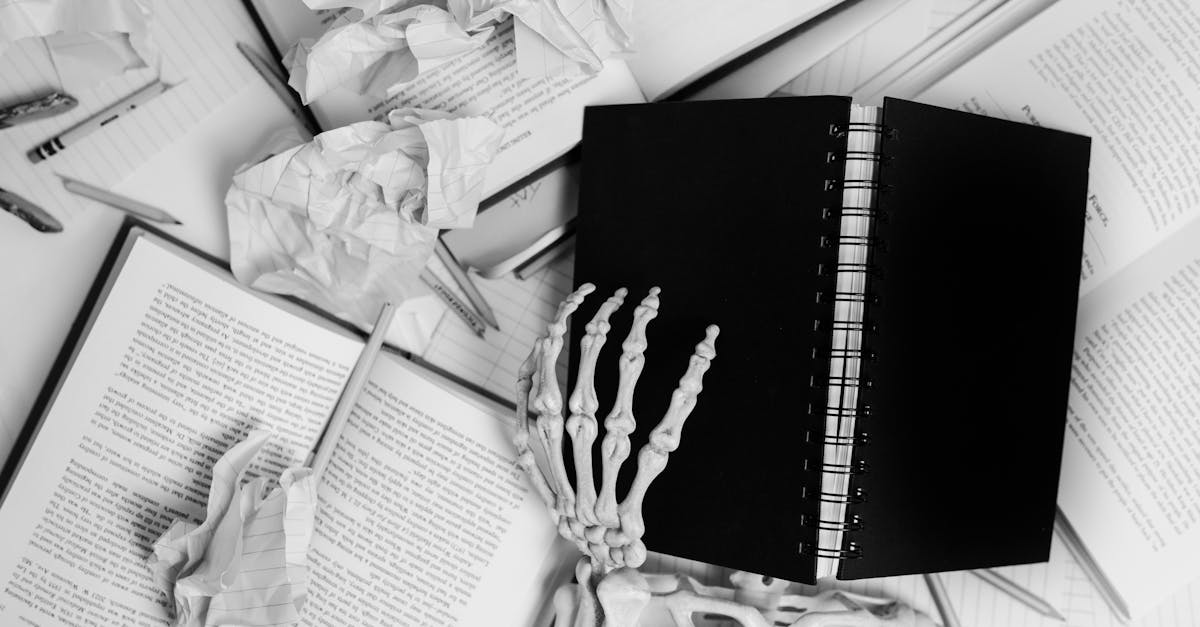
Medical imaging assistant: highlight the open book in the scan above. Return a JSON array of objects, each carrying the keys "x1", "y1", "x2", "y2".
[
  {"x1": 0, "y1": 222, "x2": 571, "y2": 625},
  {"x1": 917, "y1": 0, "x2": 1200, "y2": 619},
  {"x1": 245, "y1": 0, "x2": 844, "y2": 199}
]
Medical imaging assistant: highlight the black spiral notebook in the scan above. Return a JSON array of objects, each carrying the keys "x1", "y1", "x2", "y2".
[{"x1": 569, "y1": 96, "x2": 1091, "y2": 583}]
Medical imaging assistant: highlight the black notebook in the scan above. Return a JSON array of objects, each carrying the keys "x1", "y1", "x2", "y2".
[{"x1": 569, "y1": 96, "x2": 1091, "y2": 583}]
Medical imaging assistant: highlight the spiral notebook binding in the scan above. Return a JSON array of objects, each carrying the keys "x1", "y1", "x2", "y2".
[{"x1": 805, "y1": 104, "x2": 887, "y2": 576}]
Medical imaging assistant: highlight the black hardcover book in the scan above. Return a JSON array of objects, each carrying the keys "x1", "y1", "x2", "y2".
[{"x1": 570, "y1": 96, "x2": 1090, "y2": 583}]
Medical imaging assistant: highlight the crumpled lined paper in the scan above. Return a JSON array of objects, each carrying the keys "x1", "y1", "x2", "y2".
[
  {"x1": 287, "y1": 0, "x2": 633, "y2": 104},
  {"x1": 458, "y1": 0, "x2": 634, "y2": 77},
  {"x1": 0, "y1": 0, "x2": 153, "y2": 91},
  {"x1": 148, "y1": 431, "x2": 317, "y2": 627},
  {"x1": 286, "y1": 2, "x2": 491, "y2": 105},
  {"x1": 225, "y1": 107, "x2": 502, "y2": 328}
]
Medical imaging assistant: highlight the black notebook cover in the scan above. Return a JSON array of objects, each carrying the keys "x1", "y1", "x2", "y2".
[{"x1": 571, "y1": 96, "x2": 1090, "y2": 582}]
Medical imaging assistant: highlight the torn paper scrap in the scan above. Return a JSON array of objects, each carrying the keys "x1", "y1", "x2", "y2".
[
  {"x1": 0, "y1": 0, "x2": 153, "y2": 91},
  {"x1": 285, "y1": 3, "x2": 491, "y2": 104},
  {"x1": 148, "y1": 430, "x2": 317, "y2": 627},
  {"x1": 226, "y1": 108, "x2": 503, "y2": 329}
]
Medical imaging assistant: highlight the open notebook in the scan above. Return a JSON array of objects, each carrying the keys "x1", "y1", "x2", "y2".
[
  {"x1": 0, "y1": 222, "x2": 571, "y2": 625},
  {"x1": 570, "y1": 96, "x2": 1091, "y2": 584}
]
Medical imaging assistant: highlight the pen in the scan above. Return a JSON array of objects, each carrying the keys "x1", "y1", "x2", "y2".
[
  {"x1": 236, "y1": 41, "x2": 320, "y2": 136},
  {"x1": 923, "y1": 573, "x2": 961, "y2": 627},
  {"x1": 435, "y1": 236, "x2": 500, "y2": 330},
  {"x1": 0, "y1": 187, "x2": 63, "y2": 233},
  {"x1": 0, "y1": 92, "x2": 77, "y2": 129},
  {"x1": 420, "y1": 268, "x2": 486, "y2": 338},
  {"x1": 27, "y1": 79, "x2": 172, "y2": 163},
  {"x1": 58, "y1": 175, "x2": 182, "y2": 224},
  {"x1": 970, "y1": 569, "x2": 1064, "y2": 621}
]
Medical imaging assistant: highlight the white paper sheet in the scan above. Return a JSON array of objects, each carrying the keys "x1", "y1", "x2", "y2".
[{"x1": 0, "y1": 0, "x2": 153, "y2": 90}]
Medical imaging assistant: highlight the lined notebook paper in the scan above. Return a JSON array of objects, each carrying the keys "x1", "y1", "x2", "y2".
[{"x1": 0, "y1": 1, "x2": 259, "y2": 223}]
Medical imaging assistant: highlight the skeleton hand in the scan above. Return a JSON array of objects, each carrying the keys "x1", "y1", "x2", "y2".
[{"x1": 514, "y1": 283, "x2": 719, "y2": 573}]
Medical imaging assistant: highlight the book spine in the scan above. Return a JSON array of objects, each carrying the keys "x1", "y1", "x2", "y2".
[{"x1": 803, "y1": 104, "x2": 885, "y2": 578}]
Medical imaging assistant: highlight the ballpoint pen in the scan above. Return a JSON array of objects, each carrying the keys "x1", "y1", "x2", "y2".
[{"x1": 27, "y1": 79, "x2": 172, "y2": 163}]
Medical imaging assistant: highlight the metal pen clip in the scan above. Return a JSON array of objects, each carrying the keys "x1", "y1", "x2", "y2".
[{"x1": 0, "y1": 188, "x2": 63, "y2": 233}]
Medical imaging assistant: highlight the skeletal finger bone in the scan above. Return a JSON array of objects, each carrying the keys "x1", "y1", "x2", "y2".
[
  {"x1": 532, "y1": 283, "x2": 596, "y2": 519},
  {"x1": 567, "y1": 288, "x2": 627, "y2": 528},
  {"x1": 595, "y1": 288, "x2": 661, "y2": 529},
  {"x1": 610, "y1": 325, "x2": 720, "y2": 565}
]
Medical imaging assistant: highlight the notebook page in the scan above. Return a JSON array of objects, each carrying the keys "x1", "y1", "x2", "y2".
[
  {"x1": 916, "y1": 0, "x2": 1200, "y2": 296},
  {"x1": 625, "y1": 0, "x2": 843, "y2": 100},
  {"x1": 0, "y1": 1, "x2": 258, "y2": 223}
]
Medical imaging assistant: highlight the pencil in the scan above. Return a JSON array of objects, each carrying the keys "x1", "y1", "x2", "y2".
[
  {"x1": 421, "y1": 267, "x2": 487, "y2": 338},
  {"x1": 309, "y1": 302, "x2": 395, "y2": 478},
  {"x1": 970, "y1": 569, "x2": 1064, "y2": 621},
  {"x1": 59, "y1": 175, "x2": 182, "y2": 224},
  {"x1": 435, "y1": 237, "x2": 499, "y2": 330},
  {"x1": 923, "y1": 573, "x2": 961, "y2": 627}
]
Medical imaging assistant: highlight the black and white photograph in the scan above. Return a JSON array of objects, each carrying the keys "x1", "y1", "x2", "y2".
[{"x1": 0, "y1": 0, "x2": 1197, "y2": 625}]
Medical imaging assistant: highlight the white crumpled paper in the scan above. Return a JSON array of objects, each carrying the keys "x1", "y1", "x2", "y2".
[
  {"x1": 287, "y1": 0, "x2": 633, "y2": 104},
  {"x1": 0, "y1": 0, "x2": 153, "y2": 91},
  {"x1": 225, "y1": 107, "x2": 503, "y2": 328},
  {"x1": 286, "y1": 2, "x2": 491, "y2": 104},
  {"x1": 148, "y1": 431, "x2": 317, "y2": 627}
]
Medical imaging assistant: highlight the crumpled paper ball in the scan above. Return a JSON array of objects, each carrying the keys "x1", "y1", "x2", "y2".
[
  {"x1": 287, "y1": 0, "x2": 633, "y2": 103},
  {"x1": 225, "y1": 107, "x2": 503, "y2": 328},
  {"x1": 286, "y1": 2, "x2": 492, "y2": 104},
  {"x1": 147, "y1": 431, "x2": 317, "y2": 627}
]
